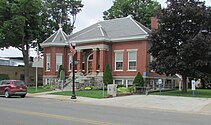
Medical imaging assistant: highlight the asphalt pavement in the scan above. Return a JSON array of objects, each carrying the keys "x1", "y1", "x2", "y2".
[{"x1": 27, "y1": 91, "x2": 211, "y2": 115}]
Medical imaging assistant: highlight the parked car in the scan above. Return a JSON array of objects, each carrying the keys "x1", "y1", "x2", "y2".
[{"x1": 0, "y1": 80, "x2": 27, "y2": 98}]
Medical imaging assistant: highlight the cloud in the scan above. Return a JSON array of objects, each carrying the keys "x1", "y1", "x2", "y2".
[{"x1": 74, "y1": 0, "x2": 113, "y2": 32}]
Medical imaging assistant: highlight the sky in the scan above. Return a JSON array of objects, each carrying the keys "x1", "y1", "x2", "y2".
[{"x1": 0, "y1": 0, "x2": 210, "y2": 57}]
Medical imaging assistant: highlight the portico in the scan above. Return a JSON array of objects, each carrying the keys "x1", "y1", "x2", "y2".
[{"x1": 74, "y1": 44, "x2": 109, "y2": 76}]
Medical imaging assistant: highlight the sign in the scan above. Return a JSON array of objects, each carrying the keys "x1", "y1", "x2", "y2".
[
  {"x1": 191, "y1": 80, "x2": 196, "y2": 91},
  {"x1": 158, "y1": 79, "x2": 163, "y2": 95},
  {"x1": 158, "y1": 79, "x2": 162, "y2": 85},
  {"x1": 74, "y1": 60, "x2": 80, "y2": 64},
  {"x1": 70, "y1": 60, "x2": 79, "y2": 65}
]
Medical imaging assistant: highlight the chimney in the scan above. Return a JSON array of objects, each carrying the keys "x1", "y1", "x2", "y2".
[{"x1": 151, "y1": 17, "x2": 158, "y2": 30}]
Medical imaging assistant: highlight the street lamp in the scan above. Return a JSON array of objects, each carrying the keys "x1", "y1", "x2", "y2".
[{"x1": 71, "y1": 42, "x2": 76, "y2": 99}]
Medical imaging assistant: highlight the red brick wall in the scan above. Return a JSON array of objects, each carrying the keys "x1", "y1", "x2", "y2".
[
  {"x1": 43, "y1": 46, "x2": 69, "y2": 77},
  {"x1": 43, "y1": 40, "x2": 157, "y2": 78},
  {"x1": 111, "y1": 40, "x2": 148, "y2": 77}
]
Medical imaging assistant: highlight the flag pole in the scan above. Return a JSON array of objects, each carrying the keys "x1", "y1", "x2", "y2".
[{"x1": 36, "y1": 40, "x2": 39, "y2": 92}]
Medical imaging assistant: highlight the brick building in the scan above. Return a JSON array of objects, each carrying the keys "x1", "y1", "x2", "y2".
[{"x1": 41, "y1": 16, "x2": 179, "y2": 88}]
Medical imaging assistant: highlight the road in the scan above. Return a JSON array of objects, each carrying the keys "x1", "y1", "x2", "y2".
[{"x1": 0, "y1": 96, "x2": 210, "y2": 125}]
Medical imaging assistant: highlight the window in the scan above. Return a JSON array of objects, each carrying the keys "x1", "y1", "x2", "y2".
[
  {"x1": 56, "y1": 53, "x2": 62, "y2": 71},
  {"x1": 115, "y1": 52, "x2": 123, "y2": 71},
  {"x1": 69, "y1": 54, "x2": 73, "y2": 71},
  {"x1": 127, "y1": 80, "x2": 134, "y2": 86},
  {"x1": 128, "y1": 51, "x2": 137, "y2": 71},
  {"x1": 115, "y1": 80, "x2": 123, "y2": 85},
  {"x1": 46, "y1": 54, "x2": 51, "y2": 71}
]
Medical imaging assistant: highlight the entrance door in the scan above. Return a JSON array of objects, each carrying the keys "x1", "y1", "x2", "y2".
[{"x1": 87, "y1": 53, "x2": 93, "y2": 73}]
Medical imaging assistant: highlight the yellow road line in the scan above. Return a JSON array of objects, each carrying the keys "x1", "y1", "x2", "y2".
[{"x1": 0, "y1": 107, "x2": 119, "y2": 125}]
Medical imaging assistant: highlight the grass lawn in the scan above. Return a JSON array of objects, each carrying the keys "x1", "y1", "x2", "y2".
[
  {"x1": 150, "y1": 89, "x2": 211, "y2": 98},
  {"x1": 51, "y1": 90, "x2": 108, "y2": 99},
  {"x1": 27, "y1": 87, "x2": 55, "y2": 93}
]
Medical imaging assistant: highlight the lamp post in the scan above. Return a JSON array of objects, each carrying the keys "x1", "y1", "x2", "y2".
[{"x1": 71, "y1": 43, "x2": 76, "y2": 99}]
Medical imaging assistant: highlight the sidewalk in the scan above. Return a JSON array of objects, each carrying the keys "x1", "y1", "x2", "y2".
[{"x1": 27, "y1": 91, "x2": 211, "y2": 115}]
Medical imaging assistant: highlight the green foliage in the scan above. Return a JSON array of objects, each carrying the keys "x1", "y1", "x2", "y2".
[
  {"x1": 41, "y1": 0, "x2": 83, "y2": 34},
  {"x1": 128, "y1": 86, "x2": 135, "y2": 93},
  {"x1": 84, "y1": 86, "x2": 92, "y2": 90},
  {"x1": 117, "y1": 84, "x2": 125, "y2": 88},
  {"x1": 117, "y1": 87, "x2": 129, "y2": 93},
  {"x1": 57, "y1": 65, "x2": 64, "y2": 78},
  {"x1": 42, "y1": 84, "x2": 56, "y2": 90},
  {"x1": 0, "y1": 0, "x2": 42, "y2": 83},
  {"x1": 60, "y1": 70, "x2": 65, "y2": 81},
  {"x1": 133, "y1": 72, "x2": 144, "y2": 86},
  {"x1": 103, "y1": 64, "x2": 113, "y2": 85},
  {"x1": 0, "y1": 74, "x2": 9, "y2": 80},
  {"x1": 148, "y1": 0, "x2": 211, "y2": 92},
  {"x1": 103, "y1": 0, "x2": 161, "y2": 28}
]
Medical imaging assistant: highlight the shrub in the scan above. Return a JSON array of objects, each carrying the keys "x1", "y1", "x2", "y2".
[
  {"x1": 0, "y1": 74, "x2": 9, "y2": 80},
  {"x1": 42, "y1": 85, "x2": 56, "y2": 90},
  {"x1": 57, "y1": 65, "x2": 64, "y2": 78},
  {"x1": 117, "y1": 84, "x2": 126, "y2": 88},
  {"x1": 103, "y1": 64, "x2": 113, "y2": 86},
  {"x1": 128, "y1": 86, "x2": 135, "y2": 93},
  {"x1": 84, "y1": 86, "x2": 92, "y2": 90},
  {"x1": 117, "y1": 87, "x2": 129, "y2": 93},
  {"x1": 133, "y1": 72, "x2": 144, "y2": 86}
]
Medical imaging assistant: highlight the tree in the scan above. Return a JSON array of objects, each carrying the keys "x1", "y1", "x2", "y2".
[
  {"x1": 57, "y1": 65, "x2": 64, "y2": 78},
  {"x1": 148, "y1": 0, "x2": 211, "y2": 92},
  {"x1": 133, "y1": 72, "x2": 144, "y2": 87},
  {"x1": 36, "y1": 0, "x2": 83, "y2": 55},
  {"x1": 41, "y1": 0, "x2": 83, "y2": 35},
  {"x1": 103, "y1": 64, "x2": 113, "y2": 86},
  {"x1": 103, "y1": 0, "x2": 161, "y2": 28},
  {"x1": 0, "y1": 0, "x2": 83, "y2": 84},
  {"x1": 0, "y1": 0, "x2": 42, "y2": 84}
]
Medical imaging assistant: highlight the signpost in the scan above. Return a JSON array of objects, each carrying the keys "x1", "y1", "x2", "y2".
[
  {"x1": 158, "y1": 79, "x2": 162, "y2": 95},
  {"x1": 191, "y1": 80, "x2": 196, "y2": 96}
]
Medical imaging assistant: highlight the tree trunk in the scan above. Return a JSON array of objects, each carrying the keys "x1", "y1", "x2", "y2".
[
  {"x1": 22, "y1": 44, "x2": 30, "y2": 84},
  {"x1": 182, "y1": 75, "x2": 187, "y2": 93}
]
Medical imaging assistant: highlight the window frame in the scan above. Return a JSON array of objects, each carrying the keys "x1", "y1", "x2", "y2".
[
  {"x1": 114, "y1": 50, "x2": 124, "y2": 71},
  {"x1": 127, "y1": 50, "x2": 137, "y2": 71},
  {"x1": 46, "y1": 53, "x2": 51, "y2": 72},
  {"x1": 56, "y1": 53, "x2": 63, "y2": 71}
]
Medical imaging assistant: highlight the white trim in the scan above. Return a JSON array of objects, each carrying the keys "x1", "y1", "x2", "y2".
[
  {"x1": 129, "y1": 17, "x2": 148, "y2": 34},
  {"x1": 71, "y1": 38, "x2": 110, "y2": 44},
  {"x1": 111, "y1": 35, "x2": 148, "y2": 42},
  {"x1": 46, "y1": 53, "x2": 51, "y2": 72},
  {"x1": 115, "y1": 52, "x2": 123, "y2": 71},
  {"x1": 114, "y1": 70, "x2": 123, "y2": 72},
  {"x1": 43, "y1": 31, "x2": 57, "y2": 43},
  {"x1": 98, "y1": 24, "x2": 105, "y2": 37},
  {"x1": 60, "y1": 31, "x2": 67, "y2": 41},
  {"x1": 52, "y1": 30, "x2": 60, "y2": 43},
  {"x1": 128, "y1": 51, "x2": 137, "y2": 71},
  {"x1": 75, "y1": 44, "x2": 109, "y2": 51},
  {"x1": 56, "y1": 53, "x2": 63, "y2": 56},
  {"x1": 40, "y1": 42, "x2": 69, "y2": 48},
  {"x1": 114, "y1": 50, "x2": 124, "y2": 53},
  {"x1": 68, "y1": 35, "x2": 148, "y2": 45},
  {"x1": 56, "y1": 53, "x2": 63, "y2": 71},
  {"x1": 127, "y1": 49, "x2": 138, "y2": 52},
  {"x1": 87, "y1": 53, "x2": 93, "y2": 73},
  {"x1": 127, "y1": 68, "x2": 137, "y2": 71},
  {"x1": 114, "y1": 79, "x2": 123, "y2": 85}
]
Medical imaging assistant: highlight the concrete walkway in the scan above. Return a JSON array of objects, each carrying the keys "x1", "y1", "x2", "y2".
[{"x1": 27, "y1": 91, "x2": 211, "y2": 115}]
